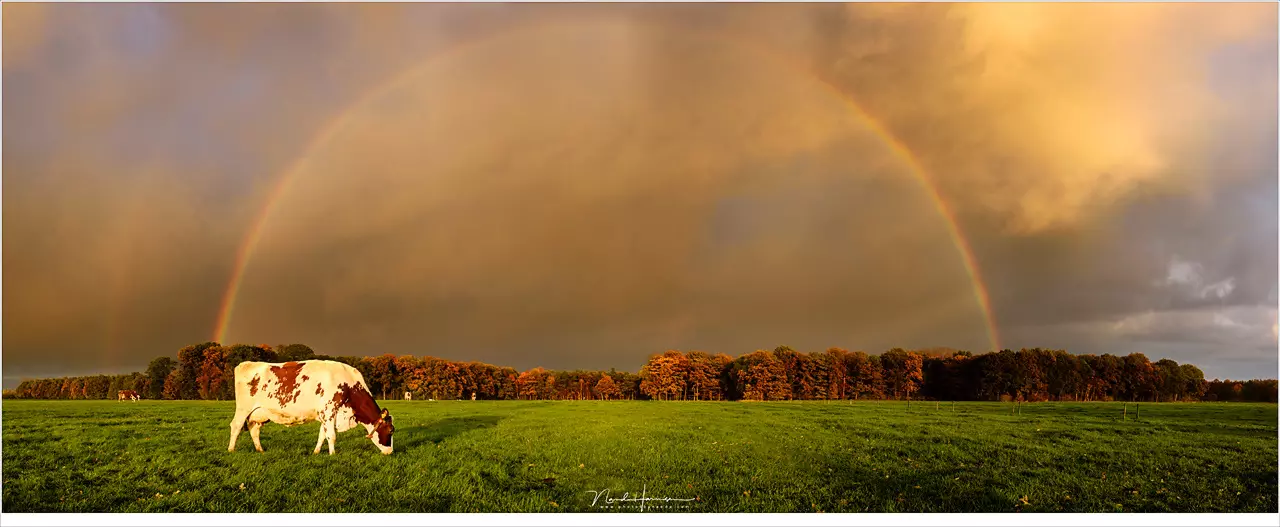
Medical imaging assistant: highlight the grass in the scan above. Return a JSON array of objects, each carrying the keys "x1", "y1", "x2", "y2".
[{"x1": 1, "y1": 400, "x2": 1275, "y2": 513}]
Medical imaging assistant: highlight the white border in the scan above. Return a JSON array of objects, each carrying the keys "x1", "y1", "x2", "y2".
[
  {"x1": 2, "y1": 1, "x2": 1277, "y2": 526},
  {"x1": 0, "y1": 513, "x2": 1277, "y2": 527}
]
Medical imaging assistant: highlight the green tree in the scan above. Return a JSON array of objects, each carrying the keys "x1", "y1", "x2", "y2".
[
  {"x1": 144, "y1": 357, "x2": 177, "y2": 400},
  {"x1": 275, "y1": 343, "x2": 316, "y2": 362},
  {"x1": 1179, "y1": 364, "x2": 1207, "y2": 400}
]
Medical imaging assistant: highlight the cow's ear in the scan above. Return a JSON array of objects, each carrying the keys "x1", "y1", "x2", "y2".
[{"x1": 380, "y1": 408, "x2": 390, "y2": 419}]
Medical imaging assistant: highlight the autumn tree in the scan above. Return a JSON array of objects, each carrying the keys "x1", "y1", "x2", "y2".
[
  {"x1": 594, "y1": 375, "x2": 621, "y2": 400},
  {"x1": 640, "y1": 351, "x2": 690, "y2": 400},
  {"x1": 1122, "y1": 353, "x2": 1155, "y2": 401},
  {"x1": 162, "y1": 369, "x2": 183, "y2": 400},
  {"x1": 686, "y1": 351, "x2": 728, "y2": 401},
  {"x1": 415, "y1": 356, "x2": 462, "y2": 400},
  {"x1": 456, "y1": 361, "x2": 487, "y2": 400},
  {"x1": 1045, "y1": 349, "x2": 1082, "y2": 401},
  {"x1": 1012, "y1": 348, "x2": 1049, "y2": 401},
  {"x1": 394, "y1": 355, "x2": 423, "y2": 398},
  {"x1": 177, "y1": 342, "x2": 219, "y2": 400},
  {"x1": 772, "y1": 346, "x2": 807, "y2": 401},
  {"x1": 13, "y1": 338, "x2": 1276, "y2": 403},
  {"x1": 803, "y1": 350, "x2": 834, "y2": 400},
  {"x1": 196, "y1": 346, "x2": 229, "y2": 400},
  {"x1": 361, "y1": 354, "x2": 399, "y2": 400},
  {"x1": 517, "y1": 367, "x2": 551, "y2": 400},
  {"x1": 822, "y1": 348, "x2": 849, "y2": 399},
  {"x1": 730, "y1": 350, "x2": 790, "y2": 401},
  {"x1": 496, "y1": 367, "x2": 519, "y2": 400},
  {"x1": 880, "y1": 348, "x2": 924, "y2": 400},
  {"x1": 844, "y1": 351, "x2": 882, "y2": 399},
  {"x1": 1081, "y1": 354, "x2": 1120, "y2": 401}
]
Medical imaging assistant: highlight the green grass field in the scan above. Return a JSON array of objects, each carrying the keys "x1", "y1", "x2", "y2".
[{"x1": 2, "y1": 400, "x2": 1275, "y2": 513}]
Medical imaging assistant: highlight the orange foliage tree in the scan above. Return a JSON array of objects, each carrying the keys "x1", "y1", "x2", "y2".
[
  {"x1": 639, "y1": 351, "x2": 689, "y2": 400},
  {"x1": 880, "y1": 348, "x2": 923, "y2": 400},
  {"x1": 594, "y1": 375, "x2": 621, "y2": 400}
]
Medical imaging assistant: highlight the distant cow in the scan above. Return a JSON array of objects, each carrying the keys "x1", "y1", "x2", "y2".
[
  {"x1": 228, "y1": 360, "x2": 395, "y2": 455},
  {"x1": 404, "y1": 391, "x2": 412, "y2": 400},
  {"x1": 118, "y1": 390, "x2": 139, "y2": 401}
]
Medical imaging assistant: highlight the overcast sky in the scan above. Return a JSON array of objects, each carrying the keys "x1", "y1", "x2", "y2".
[{"x1": 4, "y1": 3, "x2": 1276, "y2": 387}]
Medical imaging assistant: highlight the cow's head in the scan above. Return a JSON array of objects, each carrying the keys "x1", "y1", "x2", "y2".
[{"x1": 365, "y1": 408, "x2": 394, "y2": 455}]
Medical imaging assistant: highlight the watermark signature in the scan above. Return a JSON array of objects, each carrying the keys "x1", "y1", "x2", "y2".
[{"x1": 586, "y1": 484, "x2": 697, "y2": 511}]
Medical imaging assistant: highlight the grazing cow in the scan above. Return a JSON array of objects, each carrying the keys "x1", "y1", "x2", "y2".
[
  {"x1": 404, "y1": 391, "x2": 412, "y2": 401},
  {"x1": 118, "y1": 390, "x2": 139, "y2": 401},
  {"x1": 471, "y1": 393, "x2": 476, "y2": 401},
  {"x1": 227, "y1": 360, "x2": 394, "y2": 455}
]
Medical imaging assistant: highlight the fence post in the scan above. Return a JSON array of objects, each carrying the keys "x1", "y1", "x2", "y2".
[{"x1": 1123, "y1": 403, "x2": 1127, "y2": 421}]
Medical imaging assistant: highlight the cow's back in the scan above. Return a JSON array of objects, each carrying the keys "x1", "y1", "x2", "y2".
[{"x1": 233, "y1": 360, "x2": 366, "y2": 424}]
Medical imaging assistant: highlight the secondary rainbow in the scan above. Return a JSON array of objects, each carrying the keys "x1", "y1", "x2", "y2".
[{"x1": 213, "y1": 20, "x2": 1002, "y2": 353}]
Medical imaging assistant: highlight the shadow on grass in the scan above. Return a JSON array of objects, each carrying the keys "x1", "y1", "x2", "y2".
[{"x1": 397, "y1": 416, "x2": 504, "y2": 450}]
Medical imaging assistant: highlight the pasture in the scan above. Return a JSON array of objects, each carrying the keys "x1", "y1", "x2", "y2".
[{"x1": 2, "y1": 400, "x2": 1275, "y2": 513}]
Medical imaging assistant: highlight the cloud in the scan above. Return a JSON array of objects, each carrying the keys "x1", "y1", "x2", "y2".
[
  {"x1": 1157, "y1": 256, "x2": 1238, "y2": 301},
  {"x1": 1165, "y1": 256, "x2": 1206, "y2": 287},
  {"x1": 1107, "y1": 305, "x2": 1278, "y2": 351},
  {"x1": 1199, "y1": 278, "x2": 1237, "y2": 300},
  {"x1": 2, "y1": 3, "x2": 1276, "y2": 383},
  {"x1": 786, "y1": 3, "x2": 1278, "y2": 233}
]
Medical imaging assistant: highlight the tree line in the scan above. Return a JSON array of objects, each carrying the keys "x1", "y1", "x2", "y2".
[{"x1": 7, "y1": 342, "x2": 1278, "y2": 403}]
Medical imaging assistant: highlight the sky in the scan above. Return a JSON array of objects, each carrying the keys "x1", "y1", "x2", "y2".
[{"x1": 3, "y1": 3, "x2": 1277, "y2": 387}]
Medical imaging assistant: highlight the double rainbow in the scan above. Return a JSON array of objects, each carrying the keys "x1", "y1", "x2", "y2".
[{"x1": 213, "y1": 21, "x2": 1000, "y2": 353}]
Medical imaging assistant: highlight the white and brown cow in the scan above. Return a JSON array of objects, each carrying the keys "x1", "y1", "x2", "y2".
[
  {"x1": 117, "y1": 390, "x2": 139, "y2": 401},
  {"x1": 228, "y1": 360, "x2": 395, "y2": 455}
]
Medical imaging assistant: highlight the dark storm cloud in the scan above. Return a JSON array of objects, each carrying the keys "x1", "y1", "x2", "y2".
[{"x1": 3, "y1": 3, "x2": 1275, "y2": 386}]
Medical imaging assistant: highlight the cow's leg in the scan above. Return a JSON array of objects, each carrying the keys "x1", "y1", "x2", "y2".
[
  {"x1": 227, "y1": 409, "x2": 250, "y2": 452},
  {"x1": 249, "y1": 421, "x2": 265, "y2": 452},
  {"x1": 325, "y1": 419, "x2": 337, "y2": 455},
  {"x1": 312, "y1": 423, "x2": 327, "y2": 455}
]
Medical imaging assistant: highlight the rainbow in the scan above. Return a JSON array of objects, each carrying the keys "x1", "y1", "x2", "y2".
[{"x1": 213, "y1": 20, "x2": 1001, "y2": 353}]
